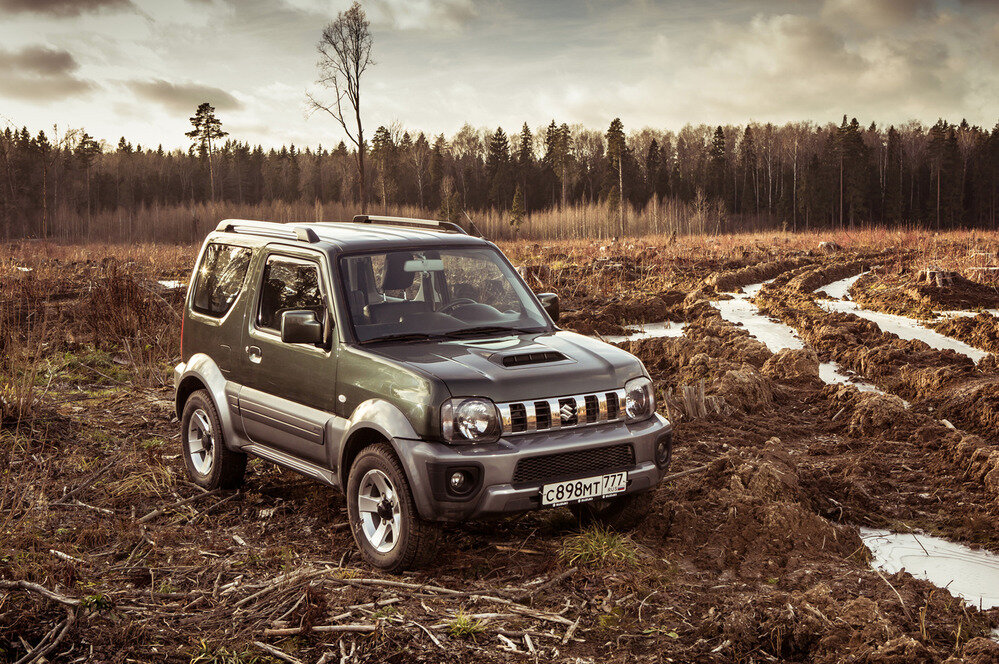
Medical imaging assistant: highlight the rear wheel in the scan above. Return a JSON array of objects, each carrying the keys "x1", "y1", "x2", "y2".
[
  {"x1": 346, "y1": 443, "x2": 440, "y2": 572},
  {"x1": 569, "y1": 490, "x2": 655, "y2": 530},
  {"x1": 181, "y1": 390, "x2": 246, "y2": 490}
]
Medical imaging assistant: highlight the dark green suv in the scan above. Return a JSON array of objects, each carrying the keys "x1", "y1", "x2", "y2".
[{"x1": 174, "y1": 216, "x2": 672, "y2": 571}]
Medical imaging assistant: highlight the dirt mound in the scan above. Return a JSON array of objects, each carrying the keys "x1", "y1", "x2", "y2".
[
  {"x1": 852, "y1": 267, "x2": 999, "y2": 318},
  {"x1": 791, "y1": 260, "x2": 866, "y2": 294},
  {"x1": 714, "y1": 364, "x2": 775, "y2": 411},
  {"x1": 958, "y1": 637, "x2": 999, "y2": 664},
  {"x1": 932, "y1": 376, "x2": 999, "y2": 433},
  {"x1": 705, "y1": 257, "x2": 811, "y2": 292},
  {"x1": 763, "y1": 347, "x2": 821, "y2": 383},
  {"x1": 848, "y1": 393, "x2": 916, "y2": 437},
  {"x1": 930, "y1": 313, "x2": 999, "y2": 355}
]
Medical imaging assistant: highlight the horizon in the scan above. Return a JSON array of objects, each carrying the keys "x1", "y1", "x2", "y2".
[{"x1": 1, "y1": 0, "x2": 998, "y2": 150}]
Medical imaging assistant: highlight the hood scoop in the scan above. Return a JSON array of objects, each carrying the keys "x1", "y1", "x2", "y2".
[{"x1": 500, "y1": 350, "x2": 568, "y2": 367}]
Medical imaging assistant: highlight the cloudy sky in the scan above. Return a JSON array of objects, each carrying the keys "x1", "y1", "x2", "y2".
[{"x1": 0, "y1": 0, "x2": 996, "y2": 149}]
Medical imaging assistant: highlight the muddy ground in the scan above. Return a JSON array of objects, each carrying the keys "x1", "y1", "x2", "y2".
[{"x1": 3, "y1": 234, "x2": 999, "y2": 663}]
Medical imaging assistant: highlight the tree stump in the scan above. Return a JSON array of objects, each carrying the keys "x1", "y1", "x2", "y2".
[{"x1": 917, "y1": 267, "x2": 955, "y2": 287}]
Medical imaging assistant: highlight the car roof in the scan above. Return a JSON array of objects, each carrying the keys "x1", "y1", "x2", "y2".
[{"x1": 210, "y1": 218, "x2": 491, "y2": 254}]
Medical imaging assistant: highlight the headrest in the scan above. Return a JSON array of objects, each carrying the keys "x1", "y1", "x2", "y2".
[{"x1": 382, "y1": 252, "x2": 415, "y2": 292}]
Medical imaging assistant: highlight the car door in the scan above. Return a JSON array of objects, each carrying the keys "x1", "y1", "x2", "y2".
[{"x1": 238, "y1": 248, "x2": 338, "y2": 466}]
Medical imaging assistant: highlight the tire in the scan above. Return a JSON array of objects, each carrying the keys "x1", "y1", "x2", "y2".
[
  {"x1": 569, "y1": 490, "x2": 655, "y2": 530},
  {"x1": 346, "y1": 443, "x2": 440, "y2": 572},
  {"x1": 181, "y1": 389, "x2": 246, "y2": 490}
]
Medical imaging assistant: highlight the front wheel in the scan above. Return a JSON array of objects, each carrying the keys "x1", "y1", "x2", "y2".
[
  {"x1": 346, "y1": 443, "x2": 440, "y2": 572},
  {"x1": 569, "y1": 490, "x2": 655, "y2": 530}
]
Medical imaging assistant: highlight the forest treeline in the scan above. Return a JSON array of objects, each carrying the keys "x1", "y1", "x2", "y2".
[{"x1": 1, "y1": 114, "x2": 998, "y2": 242}]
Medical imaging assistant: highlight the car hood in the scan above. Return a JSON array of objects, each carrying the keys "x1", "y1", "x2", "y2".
[{"x1": 364, "y1": 330, "x2": 645, "y2": 403}]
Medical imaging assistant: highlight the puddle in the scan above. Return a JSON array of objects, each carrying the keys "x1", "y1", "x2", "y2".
[
  {"x1": 157, "y1": 279, "x2": 185, "y2": 289},
  {"x1": 818, "y1": 363, "x2": 884, "y2": 393},
  {"x1": 715, "y1": 281, "x2": 888, "y2": 396},
  {"x1": 816, "y1": 272, "x2": 865, "y2": 300},
  {"x1": 818, "y1": 300, "x2": 990, "y2": 363},
  {"x1": 817, "y1": 272, "x2": 991, "y2": 362},
  {"x1": 603, "y1": 321, "x2": 685, "y2": 343},
  {"x1": 861, "y1": 528, "x2": 999, "y2": 610}
]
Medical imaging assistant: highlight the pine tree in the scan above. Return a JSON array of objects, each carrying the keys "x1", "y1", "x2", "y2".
[
  {"x1": 709, "y1": 126, "x2": 727, "y2": 204},
  {"x1": 486, "y1": 127, "x2": 511, "y2": 208},
  {"x1": 185, "y1": 102, "x2": 228, "y2": 201},
  {"x1": 370, "y1": 125, "x2": 394, "y2": 211},
  {"x1": 605, "y1": 118, "x2": 626, "y2": 233},
  {"x1": 509, "y1": 185, "x2": 525, "y2": 236}
]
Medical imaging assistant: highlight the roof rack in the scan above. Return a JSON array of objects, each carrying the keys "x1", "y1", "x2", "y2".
[
  {"x1": 352, "y1": 215, "x2": 478, "y2": 237},
  {"x1": 215, "y1": 219, "x2": 320, "y2": 243}
]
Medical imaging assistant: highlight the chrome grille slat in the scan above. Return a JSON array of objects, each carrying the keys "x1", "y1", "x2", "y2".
[
  {"x1": 525, "y1": 400, "x2": 537, "y2": 432},
  {"x1": 547, "y1": 398, "x2": 561, "y2": 430},
  {"x1": 499, "y1": 388, "x2": 629, "y2": 436}
]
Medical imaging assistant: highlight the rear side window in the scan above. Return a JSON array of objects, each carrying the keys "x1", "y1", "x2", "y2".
[
  {"x1": 192, "y1": 243, "x2": 252, "y2": 317},
  {"x1": 256, "y1": 256, "x2": 325, "y2": 332}
]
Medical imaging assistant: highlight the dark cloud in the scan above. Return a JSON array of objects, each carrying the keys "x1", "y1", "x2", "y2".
[
  {"x1": 0, "y1": 0, "x2": 132, "y2": 17},
  {"x1": 0, "y1": 45, "x2": 94, "y2": 101},
  {"x1": 128, "y1": 79, "x2": 243, "y2": 114}
]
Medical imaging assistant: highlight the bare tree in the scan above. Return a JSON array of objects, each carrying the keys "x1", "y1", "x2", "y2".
[{"x1": 307, "y1": 1, "x2": 373, "y2": 212}]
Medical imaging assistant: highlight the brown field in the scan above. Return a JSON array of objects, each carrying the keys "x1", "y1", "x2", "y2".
[{"x1": 3, "y1": 228, "x2": 999, "y2": 663}]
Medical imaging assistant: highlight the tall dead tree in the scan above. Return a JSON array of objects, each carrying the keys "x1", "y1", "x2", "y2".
[{"x1": 307, "y1": 1, "x2": 373, "y2": 212}]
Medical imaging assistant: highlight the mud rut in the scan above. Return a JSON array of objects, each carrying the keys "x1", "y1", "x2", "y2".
[{"x1": 3, "y1": 245, "x2": 999, "y2": 663}]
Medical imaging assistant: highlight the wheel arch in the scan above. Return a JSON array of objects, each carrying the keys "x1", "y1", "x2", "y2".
[{"x1": 174, "y1": 353, "x2": 237, "y2": 449}]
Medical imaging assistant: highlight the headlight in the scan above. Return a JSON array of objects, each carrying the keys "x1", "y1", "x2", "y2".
[
  {"x1": 441, "y1": 397, "x2": 501, "y2": 444},
  {"x1": 624, "y1": 376, "x2": 654, "y2": 422}
]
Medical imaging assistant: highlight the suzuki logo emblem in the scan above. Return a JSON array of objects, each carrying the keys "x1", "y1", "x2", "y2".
[{"x1": 560, "y1": 402, "x2": 575, "y2": 422}]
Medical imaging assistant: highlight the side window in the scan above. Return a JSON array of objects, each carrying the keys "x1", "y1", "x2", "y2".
[
  {"x1": 192, "y1": 243, "x2": 252, "y2": 318},
  {"x1": 256, "y1": 256, "x2": 325, "y2": 332}
]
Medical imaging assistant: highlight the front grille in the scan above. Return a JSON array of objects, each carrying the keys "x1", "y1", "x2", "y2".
[
  {"x1": 512, "y1": 444, "x2": 635, "y2": 484},
  {"x1": 497, "y1": 388, "x2": 627, "y2": 435}
]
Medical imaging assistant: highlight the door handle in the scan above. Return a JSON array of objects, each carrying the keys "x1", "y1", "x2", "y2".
[{"x1": 246, "y1": 345, "x2": 262, "y2": 364}]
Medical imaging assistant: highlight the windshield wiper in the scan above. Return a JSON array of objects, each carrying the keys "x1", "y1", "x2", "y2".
[
  {"x1": 362, "y1": 332, "x2": 448, "y2": 344},
  {"x1": 443, "y1": 325, "x2": 537, "y2": 338}
]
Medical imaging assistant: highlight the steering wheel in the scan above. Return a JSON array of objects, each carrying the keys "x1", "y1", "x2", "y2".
[{"x1": 440, "y1": 298, "x2": 477, "y2": 313}]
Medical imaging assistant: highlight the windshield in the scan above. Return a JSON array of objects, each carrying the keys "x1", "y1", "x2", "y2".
[{"x1": 339, "y1": 246, "x2": 550, "y2": 343}]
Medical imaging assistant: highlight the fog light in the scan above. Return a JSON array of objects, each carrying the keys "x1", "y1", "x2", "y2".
[
  {"x1": 655, "y1": 435, "x2": 672, "y2": 470},
  {"x1": 449, "y1": 471, "x2": 469, "y2": 493}
]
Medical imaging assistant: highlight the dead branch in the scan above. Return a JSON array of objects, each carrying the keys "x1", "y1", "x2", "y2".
[
  {"x1": 512, "y1": 567, "x2": 578, "y2": 602},
  {"x1": 253, "y1": 641, "x2": 304, "y2": 664},
  {"x1": 261, "y1": 623, "x2": 377, "y2": 637},
  {"x1": 0, "y1": 580, "x2": 79, "y2": 664},
  {"x1": 136, "y1": 488, "x2": 222, "y2": 524}
]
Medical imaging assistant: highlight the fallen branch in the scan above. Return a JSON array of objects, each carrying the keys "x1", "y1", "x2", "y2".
[
  {"x1": 663, "y1": 464, "x2": 711, "y2": 483},
  {"x1": 512, "y1": 567, "x2": 578, "y2": 602},
  {"x1": 52, "y1": 460, "x2": 117, "y2": 505},
  {"x1": 136, "y1": 489, "x2": 222, "y2": 524},
  {"x1": 253, "y1": 641, "x2": 304, "y2": 664},
  {"x1": 0, "y1": 580, "x2": 79, "y2": 664},
  {"x1": 261, "y1": 623, "x2": 377, "y2": 637}
]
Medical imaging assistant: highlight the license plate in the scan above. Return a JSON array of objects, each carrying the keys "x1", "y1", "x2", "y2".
[{"x1": 540, "y1": 471, "x2": 628, "y2": 507}]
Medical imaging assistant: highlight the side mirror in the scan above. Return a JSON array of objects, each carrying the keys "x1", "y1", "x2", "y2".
[
  {"x1": 281, "y1": 310, "x2": 323, "y2": 345},
  {"x1": 537, "y1": 292, "x2": 559, "y2": 322}
]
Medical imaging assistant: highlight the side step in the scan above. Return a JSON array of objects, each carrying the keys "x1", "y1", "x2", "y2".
[{"x1": 242, "y1": 444, "x2": 338, "y2": 488}]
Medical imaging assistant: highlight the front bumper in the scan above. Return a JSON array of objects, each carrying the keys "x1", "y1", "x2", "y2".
[{"x1": 401, "y1": 413, "x2": 672, "y2": 522}]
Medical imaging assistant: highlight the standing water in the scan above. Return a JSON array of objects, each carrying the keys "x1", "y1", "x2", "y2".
[
  {"x1": 714, "y1": 280, "x2": 887, "y2": 395},
  {"x1": 817, "y1": 274, "x2": 990, "y2": 363},
  {"x1": 861, "y1": 529, "x2": 999, "y2": 610}
]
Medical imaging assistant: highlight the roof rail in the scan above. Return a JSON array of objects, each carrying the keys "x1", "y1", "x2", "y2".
[
  {"x1": 215, "y1": 219, "x2": 320, "y2": 243},
  {"x1": 352, "y1": 215, "x2": 476, "y2": 236}
]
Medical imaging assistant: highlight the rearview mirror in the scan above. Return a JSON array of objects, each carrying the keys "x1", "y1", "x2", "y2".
[
  {"x1": 537, "y1": 293, "x2": 559, "y2": 322},
  {"x1": 281, "y1": 310, "x2": 323, "y2": 345}
]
